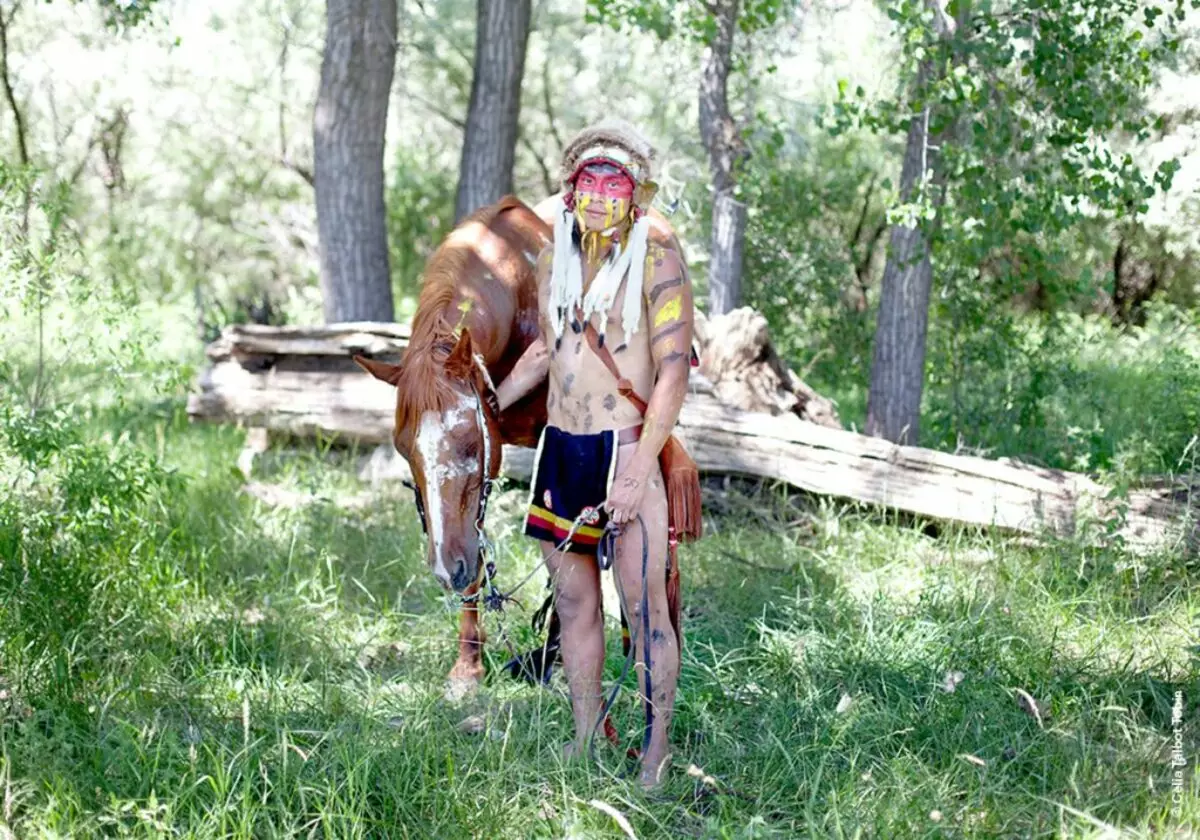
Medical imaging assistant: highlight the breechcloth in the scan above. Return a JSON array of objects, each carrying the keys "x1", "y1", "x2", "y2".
[{"x1": 524, "y1": 425, "x2": 638, "y2": 554}]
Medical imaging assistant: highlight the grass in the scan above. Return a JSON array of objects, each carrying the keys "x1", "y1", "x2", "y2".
[{"x1": 1, "y1": 383, "x2": 1198, "y2": 839}]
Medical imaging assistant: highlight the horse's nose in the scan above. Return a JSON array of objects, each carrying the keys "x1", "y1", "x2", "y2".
[{"x1": 450, "y1": 559, "x2": 473, "y2": 592}]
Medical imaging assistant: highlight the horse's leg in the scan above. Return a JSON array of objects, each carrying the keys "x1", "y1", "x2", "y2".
[{"x1": 445, "y1": 587, "x2": 486, "y2": 700}]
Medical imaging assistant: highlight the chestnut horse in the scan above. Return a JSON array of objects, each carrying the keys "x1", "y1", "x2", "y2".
[{"x1": 355, "y1": 196, "x2": 549, "y2": 689}]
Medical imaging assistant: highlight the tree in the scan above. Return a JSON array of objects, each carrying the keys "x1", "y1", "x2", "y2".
[
  {"x1": 863, "y1": 0, "x2": 956, "y2": 445},
  {"x1": 832, "y1": 0, "x2": 1188, "y2": 445},
  {"x1": 313, "y1": 0, "x2": 397, "y2": 323},
  {"x1": 454, "y1": 0, "x2": 532, "y2": 223},
  {"x1": 586, "y1": 0, "x2": 794, "y2": 315},
  {"x1": 699, "y1": 0, "x2": 747, "y2": 316}
]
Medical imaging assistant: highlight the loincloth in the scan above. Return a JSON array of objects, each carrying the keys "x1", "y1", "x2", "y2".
[{"x1": 523, "y1": 424, "x2": 641, "y2": 554}]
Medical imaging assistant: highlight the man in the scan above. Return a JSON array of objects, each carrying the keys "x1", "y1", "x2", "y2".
[{"x1": 495, "y1": 120, "x2": 694, "y2": 788}]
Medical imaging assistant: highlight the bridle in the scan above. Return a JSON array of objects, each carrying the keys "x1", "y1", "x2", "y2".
[{"x1": 401, "y1": 355, "x2": 505, "y2": 611}]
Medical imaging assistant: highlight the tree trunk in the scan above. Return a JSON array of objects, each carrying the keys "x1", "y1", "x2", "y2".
[
  {"x1": 698, "y1": 0, "x2": 745, "y2": 316},
  {"x1": 454, "y1": 0, "x2": 532, "y2": 223},
  {"x1": 865, "y1": 109, "x2": 935, "y2": 445},
  {"x1": 313, "y1": 0, "x2": 397, "y2": 324},
  {"x1": 865, "y1": 1, "x2": 957, "y2": 445},
  {"x1": 709, "y1": 192, "x2": 747, "y2": 315}
]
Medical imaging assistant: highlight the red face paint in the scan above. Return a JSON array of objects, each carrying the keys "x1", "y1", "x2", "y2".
[{"x1": 572, "y1": 162, "x2": 635, "y2": 232}]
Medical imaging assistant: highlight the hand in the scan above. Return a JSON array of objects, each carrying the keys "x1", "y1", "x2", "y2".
[
  {"x1": 496, "y1": 339, "x2": 549, "y2": 411},
  {"x1": 604, "y1": 456, "x2": 653, "y2": 526}
]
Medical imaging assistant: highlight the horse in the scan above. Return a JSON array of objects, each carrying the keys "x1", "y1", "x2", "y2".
[
  {"x1": 355, "y1": 194, "x2": 688, "y2": 694},
  {"x1": 353, "y1": 195, "x2": 550, "y2": 690}
]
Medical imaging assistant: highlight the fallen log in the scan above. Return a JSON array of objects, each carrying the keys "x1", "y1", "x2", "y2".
[{"x1": 186, "y1": 320, "x2": 1197, "y2": 556}]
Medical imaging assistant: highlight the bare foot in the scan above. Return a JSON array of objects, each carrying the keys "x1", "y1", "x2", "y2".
[
  {"x1": 561, "y1": 740, "x2": 588, "y2": 764},
  {"x1": 638, "y1": 751, "x2": 671, "y2": 790}
]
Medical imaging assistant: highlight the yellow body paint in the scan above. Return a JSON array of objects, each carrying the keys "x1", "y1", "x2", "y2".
[{"x1": 653, "y1": 295, "x2": 683, "y2": 328}]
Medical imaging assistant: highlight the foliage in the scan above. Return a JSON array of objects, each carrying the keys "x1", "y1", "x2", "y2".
[
  {"x1": 924, "y1": 301, "x2": 1200, "y2": 472},
  {"x1": 83, "y1": 0, "x2": 162, "y2": 30},
  {"x1": 739, "y1": 125, "x2": 886, "y2": 407},
  {"x1": 385, "y1": 147, "x2": 457, "y2": 301},
  {"x1": 585, "y1": 0, "x2": 795, "y2": 43},
  {"x1": 0, "y1": 404, "x2": 178, "y2": 700},
  {"x1": 825, "y1": 0, "x2": 1195, "y2": 448}
]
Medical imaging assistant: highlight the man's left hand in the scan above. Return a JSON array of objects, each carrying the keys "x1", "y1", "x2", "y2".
[{"x1": 605, "y1": 456, "x2": 653, "y2": 526}]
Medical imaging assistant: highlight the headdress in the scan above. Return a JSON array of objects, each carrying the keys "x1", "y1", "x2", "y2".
[{"x1": 550, "y1": 120, "x2": 660, "y2": 347}]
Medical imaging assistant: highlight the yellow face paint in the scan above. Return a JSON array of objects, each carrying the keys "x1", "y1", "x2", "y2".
[
  {"x1": 601, "y1": 198, "x2": 628, "y2": 229},
  {"x1": 573, "y1": 193, "x2": 592, "y2": 228},
  {"x1": 653, "y1": 296, "x2": 683, "y2": 328}
]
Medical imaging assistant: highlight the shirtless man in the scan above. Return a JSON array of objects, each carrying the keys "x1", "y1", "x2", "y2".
[{"x1": 496, "y1": 120, "x2": 694, "y2": 788}]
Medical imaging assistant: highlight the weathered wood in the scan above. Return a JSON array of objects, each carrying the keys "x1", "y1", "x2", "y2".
[
  {"x1": 695, "y1": 308, "x2": 841, "y2": 428},
  {"x1": 186, "y1": 321, "x2": 1197, "y2": 556},
  {"x1": 206, "y1": 322, "x2": 411, "y2": 361}
]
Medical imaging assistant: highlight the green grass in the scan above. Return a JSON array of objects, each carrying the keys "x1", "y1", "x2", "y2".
[{"x1": 2, "y1": 386, "x2": 1198, "y2": 839}]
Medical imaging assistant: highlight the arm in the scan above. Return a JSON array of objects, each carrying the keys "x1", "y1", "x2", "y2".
[
  {"x1": 495, "y1": 338, "x2": 548, "y2": 412},
  {"x1": 604, "y1": 244, "x2": 694, "y2": 524},
  {"x1": 632, "y1": 244, "x2": 693, "y2": 466},
  {"x1": 493, "y1": 247, "x2": 554, "y2": 412}
]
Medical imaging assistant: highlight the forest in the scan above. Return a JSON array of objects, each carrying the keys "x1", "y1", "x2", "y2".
[{"x1": 1, "y1": 0, "x2": 1198, "y2": 836}]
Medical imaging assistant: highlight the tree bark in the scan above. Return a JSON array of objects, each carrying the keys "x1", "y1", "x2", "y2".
[
  {"x1": 698, "y1": 0, "x2": 746, "y2": 316},
  {"x1": 314, "y1": 0, "x2": 397, "y2": 324},
  {"x1": 865, "y1": 109, "x2": 935, "y2": 445},
  {"x1": 865, "y1": 1, "x2": 957, "y2": 445},
  {"x1": 453, "y1": 0, "x2": 532, "y2": 223}
]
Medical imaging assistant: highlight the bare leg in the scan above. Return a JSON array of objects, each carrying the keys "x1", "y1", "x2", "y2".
[
  {"x1": 543, "y1": 539, "x2": 605, "y2": 759},
  {"x1": 611, "y1": 442, "x2": 677, "y2": 788}
]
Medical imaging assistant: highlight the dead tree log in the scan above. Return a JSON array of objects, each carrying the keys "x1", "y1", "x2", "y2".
[{"x1": 186, "y1": 321, "x2": 1197, "y2": 556}]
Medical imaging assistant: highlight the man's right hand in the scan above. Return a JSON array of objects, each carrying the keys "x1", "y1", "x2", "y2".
[{"x1": 496, "y1": 338, "x2": 549, "y2": 411}]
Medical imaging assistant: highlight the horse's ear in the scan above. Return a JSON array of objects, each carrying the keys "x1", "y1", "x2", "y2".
[{"x1": 353, "y1": 355, "x2": 404, "y2": 386}]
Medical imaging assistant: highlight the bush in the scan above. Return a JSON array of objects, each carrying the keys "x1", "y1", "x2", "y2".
[{"x1": 0, "y1": 405, "x2": 182, "y2": 702}]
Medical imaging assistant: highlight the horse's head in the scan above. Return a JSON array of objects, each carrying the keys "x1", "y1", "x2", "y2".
[{"x1": 354, "y1": 329, "x2": 502, "y2": 593}]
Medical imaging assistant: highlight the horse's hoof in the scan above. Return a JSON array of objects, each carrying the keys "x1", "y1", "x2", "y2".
[{"x1": 443, "y1": 674, "x2": 482, "y2": 703}]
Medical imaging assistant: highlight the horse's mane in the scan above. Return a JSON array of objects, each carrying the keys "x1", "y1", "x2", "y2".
[{"x1": 394, "y1": 197, "x2": 526, "y2": 431}]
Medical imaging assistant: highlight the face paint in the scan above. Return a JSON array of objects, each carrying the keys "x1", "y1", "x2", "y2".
[{"x1": 572, "y1": 163, "x2": 635, "y2": 234}]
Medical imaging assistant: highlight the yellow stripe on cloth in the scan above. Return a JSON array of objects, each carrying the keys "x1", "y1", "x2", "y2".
[{"x1": 528, "y1": 505, "x2": 604, "y2": 539}]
